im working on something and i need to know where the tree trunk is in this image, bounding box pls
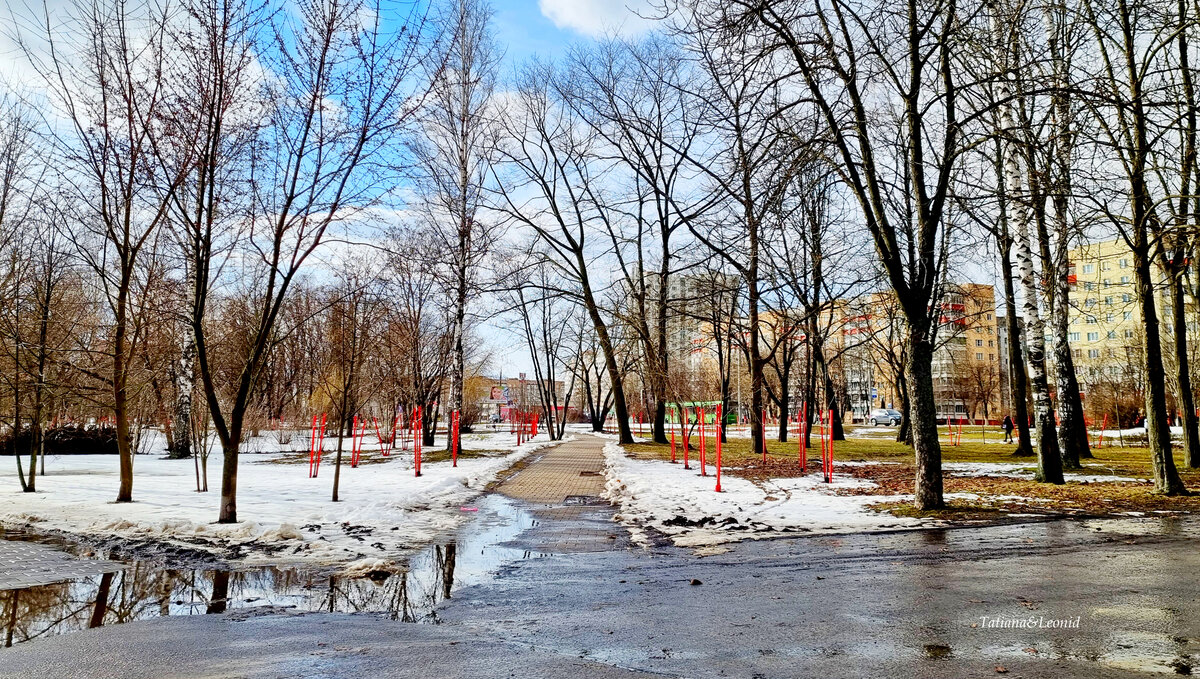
[169,323,196,459]
[1000,230,1034,458]
[114,280,134,503]
[895,369,912,445]
[1005,115,1063,482]
[1136,253,1187,494]
[1168,271,1200,468]
[907,323,944,510]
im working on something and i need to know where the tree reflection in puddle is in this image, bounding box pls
[0,542,461,647]
[1,493,540,647]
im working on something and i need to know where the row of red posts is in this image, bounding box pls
[306,408,463,479]
[668,405,724,492]
[947,419,964,446]
[790,404,835,482]
[667,406,724,491]
[513,411,539,445]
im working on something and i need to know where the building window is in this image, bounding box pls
[1119,259,1129,268]
[1087,316,1097,324]
[976,352,984,360]
[1125,329,1134,338]
[1087,332,1099,341]
[988,339,994,347]
[986,313,992,320]
[1124,311,1132,320]
[1102,261,1111,271]
[1120,276,1129,284]
[1103,279,1111,287]
[1106,314,1114,323]
[1105,296,1113,305]
[1107,331,1116,339]
[1069,332,1080,341]
[1122,293,1131,302]
[1086,298,1096,306]
[1083,263,1095,274]
[1073,349,1082,358]
[975,339,983,347]
[1088,349,1100,359]
[989,353,995,361]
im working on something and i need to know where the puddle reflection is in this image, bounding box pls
[1,495,538,647]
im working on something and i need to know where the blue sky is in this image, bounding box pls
[492,0,654,65]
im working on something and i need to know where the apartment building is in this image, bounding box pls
[1064,238,1200,422]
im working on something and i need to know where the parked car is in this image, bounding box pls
[868,408,903,426]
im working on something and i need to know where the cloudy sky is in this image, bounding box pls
[497,0,654,59]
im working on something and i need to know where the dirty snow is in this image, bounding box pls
[1,429,565,567]
[943,462,1145,483]
[601,441,924,547]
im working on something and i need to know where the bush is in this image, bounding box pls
[0,425,120,456]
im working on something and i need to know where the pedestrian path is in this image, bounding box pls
[495,435,607,504]
[492,435,624,554]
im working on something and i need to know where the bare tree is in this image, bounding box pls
[179,0,435,522]
[491,59,637,444]
[560,36,702,445]
[22,0,189,501]
[1076,0,1191,493]
[704,0,1000,507]
[414,0,501,458]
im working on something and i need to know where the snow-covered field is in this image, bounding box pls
[1,429,563,569]
[601,440,924,549]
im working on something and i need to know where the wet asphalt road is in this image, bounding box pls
[2,510,1199,678]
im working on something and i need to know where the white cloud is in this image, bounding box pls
[537,0,656,38]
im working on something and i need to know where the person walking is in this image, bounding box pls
[1002,414,1014,444]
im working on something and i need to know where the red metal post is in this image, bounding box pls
[682,407,691,470]
[715,404,723,492]
[452,410,460,467]
[414,406,423,477]
[699,407,707,476]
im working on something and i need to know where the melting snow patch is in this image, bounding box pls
[0,434,567,566]
[601,441,923,547]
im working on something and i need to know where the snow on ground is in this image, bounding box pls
[1,431,565,569]
[600,442,1149,549]
[943,462,1145,483]
[601,441,923,548]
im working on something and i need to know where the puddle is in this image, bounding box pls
[0,494,539,647]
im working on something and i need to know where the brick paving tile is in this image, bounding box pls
[496,436,608,505]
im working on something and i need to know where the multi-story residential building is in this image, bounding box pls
[1063,237,1200,423]
[658,278,1003,424]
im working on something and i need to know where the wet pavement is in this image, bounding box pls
[3,436,1200,677]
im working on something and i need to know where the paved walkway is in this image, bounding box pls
[495,436,607,504]
[493,435,624,554]
[0,539,120,591]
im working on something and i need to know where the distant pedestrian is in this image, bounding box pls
[1001,415,1014,444]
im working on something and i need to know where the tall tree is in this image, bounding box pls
[707,0,1000,507]
[561,37,702,445]
[415,0,501,459]
[492,59,636,444]
[1077,0,1190,493]
[25,0,187,501]
[178,0,435,522]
